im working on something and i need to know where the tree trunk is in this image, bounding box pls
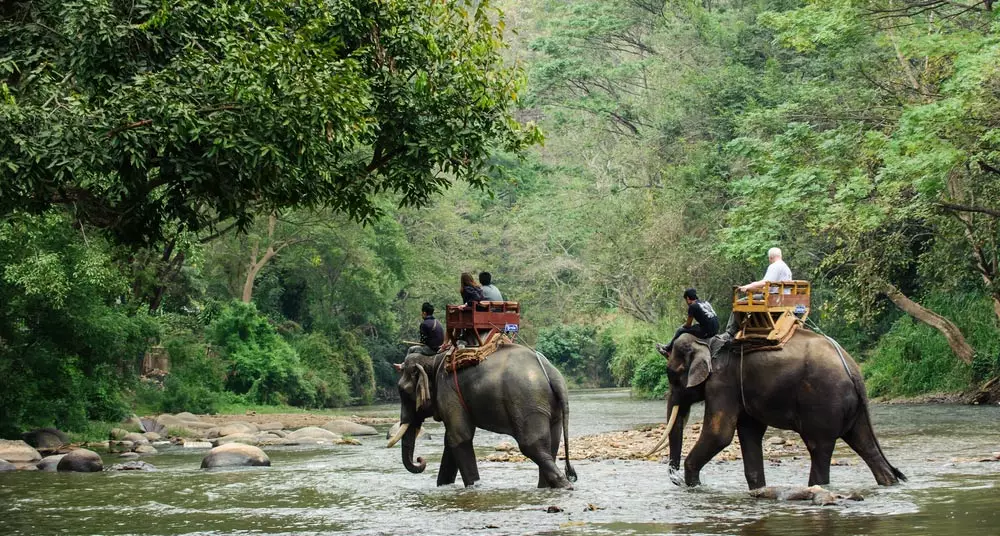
[882,283,975,364]
[241,248,276,303]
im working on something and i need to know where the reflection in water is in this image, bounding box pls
[1,390,998,535]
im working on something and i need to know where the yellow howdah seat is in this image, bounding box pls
[732,280,811,344]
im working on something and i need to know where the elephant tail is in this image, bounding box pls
[851,373,907,484]
[537,350,576,483]
[561,392,577,483]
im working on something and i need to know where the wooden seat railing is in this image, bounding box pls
[732,281,811,342]
[445,301,521,347]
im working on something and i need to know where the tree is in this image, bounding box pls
[0,0,540,247]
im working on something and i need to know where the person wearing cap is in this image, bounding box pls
[656,288,719,357]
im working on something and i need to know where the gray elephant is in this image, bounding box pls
[387,344,577,488]
[650,331,905,488]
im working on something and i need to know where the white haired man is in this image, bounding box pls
[738,247,792,294]
[723,247,793,337]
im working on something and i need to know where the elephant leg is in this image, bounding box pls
[536,419,564,488]
[840,418,899,486]
[452,440,480,487]
[518,414,572,489]
[684,412,737,487]
[437,445,459,486]
[737,415,768,490]
[803,436,834,486]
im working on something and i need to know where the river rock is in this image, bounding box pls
[37,454,66,471]
[175,412,202,422]
[118,452,140,459]
[143,432,162,442]
[212,433,259,446]
[110,428,130,440]
[123,433,150,445]
[122,414,142,428]
[201,443,270,469]
[183,441,213,449]
[270,429,289,438]
[22,427,70,451]
[134,444,157,454]
[207,422,258,438]
[322,420,378,436]
[107,460,157,471]
[57,449,103,472]
[286,427,340,443]
[765,436,786,446]
[0,440,42,463]
[0,459,16,472]
[110,441,134,453]
[257,422,284,432]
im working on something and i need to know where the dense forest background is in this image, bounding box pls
[2,0,998,437]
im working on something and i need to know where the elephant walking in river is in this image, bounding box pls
[652,331,906,488]
[388,344,577,489]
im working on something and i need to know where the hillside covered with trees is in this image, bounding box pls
[1,0,998,437]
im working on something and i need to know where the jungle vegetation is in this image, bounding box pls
[1,0,998,436]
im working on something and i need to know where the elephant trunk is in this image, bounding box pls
[401,418,426,474]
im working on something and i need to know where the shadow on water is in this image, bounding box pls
[1,389,998,535]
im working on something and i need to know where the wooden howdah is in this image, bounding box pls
[731,281,810,345]
[443,301,521,371]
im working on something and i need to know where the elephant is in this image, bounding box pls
[649,331,906,489]
[387,344,577,489]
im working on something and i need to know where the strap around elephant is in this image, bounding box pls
[450,351,471,414]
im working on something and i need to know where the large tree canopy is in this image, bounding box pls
[0,0,539,246]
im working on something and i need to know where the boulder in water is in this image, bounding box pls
[22,428,70,451]
[286,427,340,443]
[110,428,130,440]
[107,460,157,471]
[322,420,378,436]
[0,459,16,472]
[134,444,157,454]
[257,422,285,432]
[36,454,66,471]
[212,433,259,447]
[123,433,150,445]
[174,412,201,422]
[201,443,270,469]
[207,422,258,438]
[0,440,41,463]
[57,449,103,472]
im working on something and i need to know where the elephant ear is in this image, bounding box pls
[686,340,712,388]
[415,364,432,411]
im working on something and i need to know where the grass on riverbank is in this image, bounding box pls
[863,293,999,398]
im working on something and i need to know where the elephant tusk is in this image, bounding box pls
[386,423,410,448]
[645,406,680,458]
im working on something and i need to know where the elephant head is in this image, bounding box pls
[647,335,711,469]
[386,353,437,474]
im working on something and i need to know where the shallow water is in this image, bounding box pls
[2,390,998,535]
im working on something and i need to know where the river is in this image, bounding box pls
[2,389,998,535]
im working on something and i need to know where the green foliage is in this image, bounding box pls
[536,324,614,387]
[0,212,159,436]
[290,333,352,408]
[632,354,669,400]
[207,301,313,405]
[0,0,540,246]
[864,293,999,397]
[157,339,227,414]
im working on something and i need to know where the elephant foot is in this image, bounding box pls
[669,467,685,487]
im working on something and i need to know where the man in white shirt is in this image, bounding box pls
[738,247,792,294]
